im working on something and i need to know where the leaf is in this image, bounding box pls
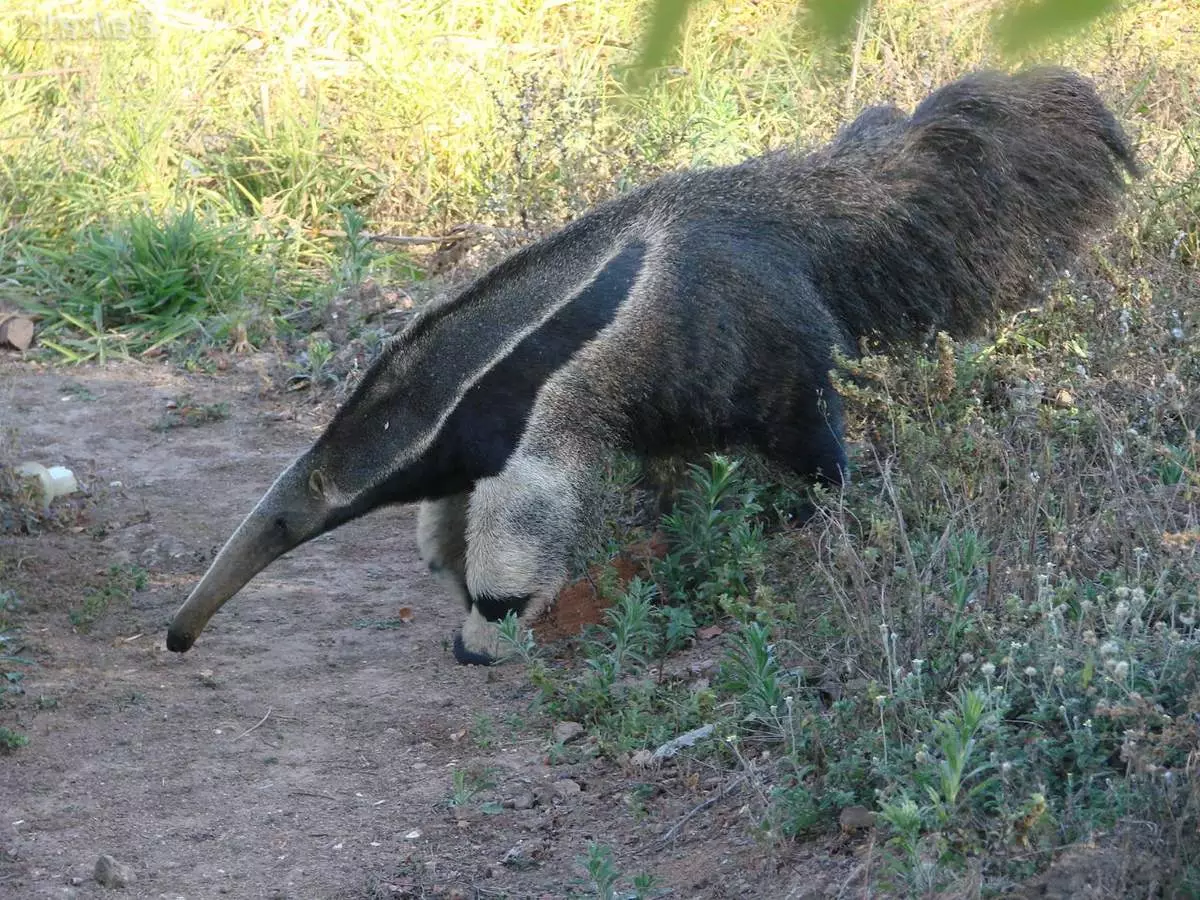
[802,0,872,42]
[992,0,1125,53]
[632,0,699,73]
[397,606,415,623]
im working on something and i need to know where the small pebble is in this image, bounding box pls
[553,721,585,744]
[552,779,582,801]
[94,854,135,889]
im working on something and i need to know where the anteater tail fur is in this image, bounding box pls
[165,68,1138,666]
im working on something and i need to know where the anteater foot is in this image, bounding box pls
[453,633,496,666]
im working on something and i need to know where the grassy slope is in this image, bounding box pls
[2,0,1198,895]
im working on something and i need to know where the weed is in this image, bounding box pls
[718,622,785,727]
[447,767,495,809]
[656,455,768,622]
[336,206,377,290]
[581,843,621,900]
[0,588,19,632]
[152,395,230,431]
[70,564,147,634]
[0,726,29,754]
[471,713,496,750]
[59,382,96,402]
[579,843,658,900]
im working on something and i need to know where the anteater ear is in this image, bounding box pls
[308,469,330,501]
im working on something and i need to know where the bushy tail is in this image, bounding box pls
[809,67,1139,345]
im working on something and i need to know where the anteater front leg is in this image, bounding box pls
[455,450,586,665]
[416,493,471,611]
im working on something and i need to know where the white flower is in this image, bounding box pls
[1024,666,1038,677]
[981,662,996,677]
[1052,665,1065,678]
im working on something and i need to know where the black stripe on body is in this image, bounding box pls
[361,239,647,507]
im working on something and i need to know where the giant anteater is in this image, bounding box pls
[167,68,1138,664]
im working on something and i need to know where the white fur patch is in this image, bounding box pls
[460,605,508,660]
[464,454,574,602]
[372,237,654,491]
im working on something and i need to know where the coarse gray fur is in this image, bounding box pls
[167,67,1137,665]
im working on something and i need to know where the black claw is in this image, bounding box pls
[453,633,496,666]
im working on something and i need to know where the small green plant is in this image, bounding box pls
[654,604,697,654]
[921,688,998,826]
[0,726,29,753]
[471,713,496,750]
[578,843,657,900]
[70,564,147,633]
[504,575,712,754]
[299,334,335,388]
[0,588,19,631]
[718,622,785,727]
[656,455,767,622]
[447,767,495,809]
[337,206,376,288]
[582,843,621,900]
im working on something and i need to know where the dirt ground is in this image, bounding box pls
[0,355,866,899]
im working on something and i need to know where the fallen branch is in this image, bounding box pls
[654,774,747,848]
[316,224,513,247]
[233,706,272,741]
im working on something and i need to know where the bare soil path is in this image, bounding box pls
[0,357,855,899]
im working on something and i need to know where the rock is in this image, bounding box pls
[501,845,537,870]
[508,791,536,811]
[630,749,655,768]
[94,854,135,888]
[0,313,34,350]
[551,779,582,801]
[553,721,585,744]
[838,806,876,832]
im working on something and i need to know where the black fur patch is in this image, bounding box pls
[364,240,646,507]
[473,593,532,623]
[441,242,645,478]
[453,634,495,666]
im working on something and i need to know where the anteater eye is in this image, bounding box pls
[273,516,288,533]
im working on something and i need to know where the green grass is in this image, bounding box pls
[2,0,1194,358]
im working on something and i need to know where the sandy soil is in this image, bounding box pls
[0,356,862,899]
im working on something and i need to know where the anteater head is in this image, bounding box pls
[167,227,646,653]
[164,341,472,653]
[166,449,350,652]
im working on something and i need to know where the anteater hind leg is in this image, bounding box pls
[769,386,850,486]
[455,449,589,665]
[416,493,471,610]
